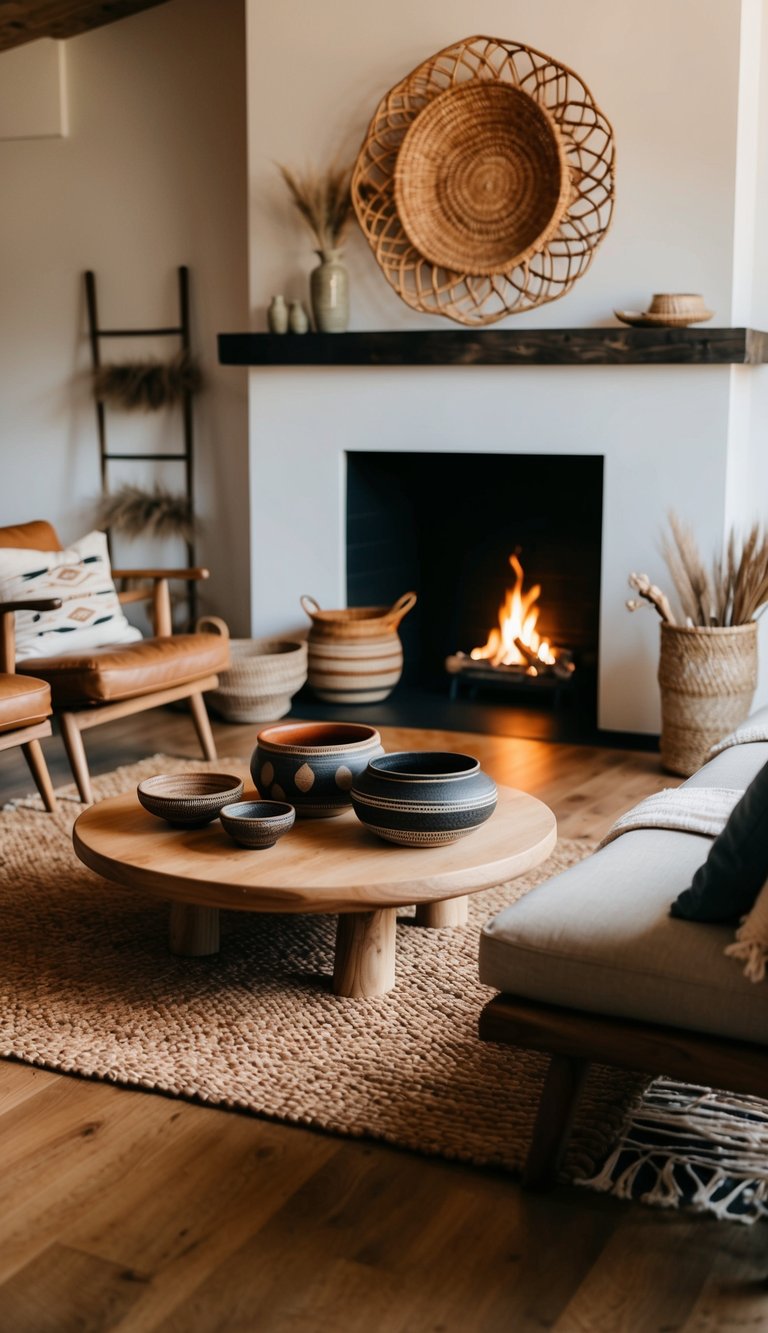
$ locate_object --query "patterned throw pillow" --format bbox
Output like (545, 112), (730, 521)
(0, 530), (143, 660)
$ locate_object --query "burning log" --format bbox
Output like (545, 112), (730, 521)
(445, 649), (575, 681)
(513, 636), (541, 669)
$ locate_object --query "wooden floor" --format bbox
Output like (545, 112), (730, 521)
(0, 710), (766, 1333)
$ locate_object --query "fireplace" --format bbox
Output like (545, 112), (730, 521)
(345, 451), (603, 732)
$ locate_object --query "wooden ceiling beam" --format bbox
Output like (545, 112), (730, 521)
(0, 1), (172, 51)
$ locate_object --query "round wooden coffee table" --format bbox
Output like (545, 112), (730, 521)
(73, 764), (555, 998)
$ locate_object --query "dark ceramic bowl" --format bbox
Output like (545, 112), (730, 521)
(350, 751), (497, 847)
(137, 773), (244, 827)
(219, 799), (296, 849)
(252, 721), (383, 818)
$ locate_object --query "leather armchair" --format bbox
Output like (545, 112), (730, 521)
(0, 521), (230, 804)
(0, 596), (60, 811)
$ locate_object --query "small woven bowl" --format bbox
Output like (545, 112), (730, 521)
(137, 773), (244, 827)
(219, 799), (296, 849)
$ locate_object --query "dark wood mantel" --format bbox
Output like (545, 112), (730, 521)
(218, 327), (768, 368)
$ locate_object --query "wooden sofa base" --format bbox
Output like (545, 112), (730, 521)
(479, 994), (768, 1190)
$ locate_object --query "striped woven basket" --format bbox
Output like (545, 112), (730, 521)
(307, 634), (404, 704)
(658, 622), (758, 776)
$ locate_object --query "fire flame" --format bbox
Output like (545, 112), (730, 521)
(470, 553), (556, 671)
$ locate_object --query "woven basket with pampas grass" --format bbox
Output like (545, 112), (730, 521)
(626, 514), (767, 775)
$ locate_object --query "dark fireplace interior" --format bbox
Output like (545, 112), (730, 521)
(291, 451), (609, 742)
(343, 451), (603, 736)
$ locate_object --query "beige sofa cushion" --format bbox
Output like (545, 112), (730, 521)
(478, 739), (768, 1046)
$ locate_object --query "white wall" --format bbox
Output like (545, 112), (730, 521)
(0, 0), (251, 632)
(245, 0), (768, 733)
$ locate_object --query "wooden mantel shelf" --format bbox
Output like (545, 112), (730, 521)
(218, 328), (768, 368)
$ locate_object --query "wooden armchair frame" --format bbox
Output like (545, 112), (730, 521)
(1, 569), (222, 805)
(0, 597), (61, 811)
(479, 993), (768, 1190)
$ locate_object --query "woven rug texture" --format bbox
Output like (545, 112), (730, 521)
(0, 756), (642, 1182)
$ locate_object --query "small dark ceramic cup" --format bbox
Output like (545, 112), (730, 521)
(219, 799), (296, 849)
(252, 721), (383, 818)
(350, 751), (497, 847)
(137, 773), (244, 827)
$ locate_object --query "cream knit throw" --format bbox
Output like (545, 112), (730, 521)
(599, 786), (743, 847)
(710, 723), (768, 756)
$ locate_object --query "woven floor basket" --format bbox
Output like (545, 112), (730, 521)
(206, 637), (308, 724)
(658, 622), (758, 776)
(300, 593), (417, 641)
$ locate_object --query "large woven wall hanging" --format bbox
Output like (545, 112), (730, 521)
(351, 35), (615, 326)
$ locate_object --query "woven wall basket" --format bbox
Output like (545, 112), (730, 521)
(351, 35), (615, 326)
(658, 622), (758, 777)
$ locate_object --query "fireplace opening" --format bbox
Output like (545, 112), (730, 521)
(345, 451), (603, 733)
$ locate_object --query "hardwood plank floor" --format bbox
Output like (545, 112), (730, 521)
(0, 707), (765, 1332)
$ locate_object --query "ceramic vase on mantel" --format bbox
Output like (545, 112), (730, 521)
(310, 249), (349, 332)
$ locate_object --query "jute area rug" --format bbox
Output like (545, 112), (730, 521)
(1, 756), (640, 1183)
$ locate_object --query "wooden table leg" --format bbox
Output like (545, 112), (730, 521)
(169, 903), (220, 957)
(414, 895), (468, 928)
(333, 909), (396, 998)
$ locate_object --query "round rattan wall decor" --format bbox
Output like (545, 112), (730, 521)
(351, 35), (615, 326)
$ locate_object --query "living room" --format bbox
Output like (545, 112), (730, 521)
(1, 0), (768, 1328)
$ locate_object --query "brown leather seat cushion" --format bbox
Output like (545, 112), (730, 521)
(0, 673), (52, 733)
(17, 635), (230, 708)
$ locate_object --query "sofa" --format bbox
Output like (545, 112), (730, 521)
(477, 708), (768, 1187)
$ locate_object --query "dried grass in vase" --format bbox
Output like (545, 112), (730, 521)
(96, 485), (194, 543)
(626, 513), (768, 627)
(276, 162), (353, 254)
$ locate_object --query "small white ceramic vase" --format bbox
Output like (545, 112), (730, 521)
(267, 295), (288, 334)
(288, 301), (309, 334)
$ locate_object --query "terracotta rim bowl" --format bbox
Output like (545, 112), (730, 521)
(252, 722), (384, 819)
(256, 722), (380, 755)
(219, 799), (296, 849)
(137, 773), (244, 827)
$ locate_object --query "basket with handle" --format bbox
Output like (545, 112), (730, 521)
(197, 616), (308, 723)
(301, 592), (417, 702)
(300, 592), (417, 641)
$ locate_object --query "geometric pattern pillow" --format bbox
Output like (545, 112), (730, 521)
(0, 529), (142, 660)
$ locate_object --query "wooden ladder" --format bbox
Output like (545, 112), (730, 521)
(84, 266), (198, 624)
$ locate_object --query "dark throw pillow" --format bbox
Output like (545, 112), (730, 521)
(671, 758), (768, 922)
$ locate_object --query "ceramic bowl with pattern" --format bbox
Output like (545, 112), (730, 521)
(137, 773), (245, 827)
(251, 722), (383, 818)
(350, 751), (497, 847)
(219, 799), (296, 849)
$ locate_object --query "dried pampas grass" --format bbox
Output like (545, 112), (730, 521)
(276, 161), (353, 252)
(96, 486), (194, 543)
(93, 351), (202, 411)
(626, 512), (768, 627)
